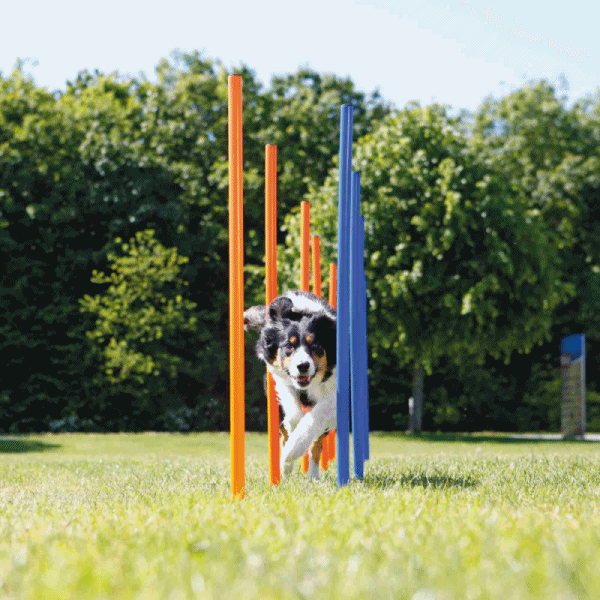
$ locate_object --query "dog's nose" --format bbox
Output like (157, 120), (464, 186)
(297, 362), (310, 374)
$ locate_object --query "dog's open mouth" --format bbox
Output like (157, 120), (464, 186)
(294, 375), (311, 387)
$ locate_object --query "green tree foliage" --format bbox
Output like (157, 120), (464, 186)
(0, 67), (86, 427)
(282, 104), (567, 420)
(473, 82), (600, 336)
(81, 230), (197, 379)
(473, 82), (600, 421)
(0, 65), (189, 430)
(0, 55), (389, 431)
(3, 53), (600, 432)
(79, 230), (198, 428)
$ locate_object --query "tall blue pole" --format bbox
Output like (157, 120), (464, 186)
(359, 214), (370, 461)
(350, 171), (364, 479)
(336, 104), (353, 487)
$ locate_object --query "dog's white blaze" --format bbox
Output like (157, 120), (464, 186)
(289, 347), (315, 378)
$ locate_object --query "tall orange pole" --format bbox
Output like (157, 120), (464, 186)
(327, 263), (337, 462)
(301, 202), (310, 292)
(228, 75), (245, 499)
(311, 236), (330, 470)
(301, 201), (310, 474)
(265, 145), (280, 485)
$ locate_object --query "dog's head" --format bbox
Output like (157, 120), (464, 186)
(256, 295), (336, 390)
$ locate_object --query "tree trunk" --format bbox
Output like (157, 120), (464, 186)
(408, 364), (424, 434)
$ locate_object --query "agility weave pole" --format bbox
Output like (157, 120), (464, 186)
(312, 235), (331, 470)
(265, 144), (280, 485)
(326, 264), (337, 465)
(300, 208), (336, 473)
(336, 104), (370, 485)
(228, 75), (245, 499)
(301, 202), (311, 474)
(350, 172), (370, 477)
(336, 105), (353, 487)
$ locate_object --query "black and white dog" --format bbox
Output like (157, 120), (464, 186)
(244, 290), (336, 479)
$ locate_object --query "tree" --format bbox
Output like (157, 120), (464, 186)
(0, 66), (189, 430)
(281, 103), (568, 429)
(473, 82), (600, 339)
(0, 66), (85, 428)
(473, 82), (600, 424)
(79, 230), (199, 429)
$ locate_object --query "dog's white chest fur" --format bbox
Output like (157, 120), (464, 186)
(270, 366), (337, 429)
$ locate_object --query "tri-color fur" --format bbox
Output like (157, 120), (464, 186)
(244, 290), (336, 479)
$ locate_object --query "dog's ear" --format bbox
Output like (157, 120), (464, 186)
(312, 314), (336, 336)
(312, 314), (337, 360)
(258, 325), (281, 363)
(268, 296), (294, 322)
(244, 305), (266, 332)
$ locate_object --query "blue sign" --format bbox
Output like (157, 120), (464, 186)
(560, 334), (585, 362)
(561, 334), (585, 439)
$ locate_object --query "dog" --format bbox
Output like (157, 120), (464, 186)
(244, 290), (336, 479)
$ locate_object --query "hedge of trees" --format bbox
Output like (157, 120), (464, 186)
(1, 52), (599, 432)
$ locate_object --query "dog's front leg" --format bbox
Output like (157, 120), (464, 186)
(280, 410), (303, 478)
(281, 410), (328, 480)
(307, 433), (328, 479)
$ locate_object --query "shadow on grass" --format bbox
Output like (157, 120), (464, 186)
(373, 432), (598, 444)
(0, 437), (61, 453)
(363, 470), (479, 490)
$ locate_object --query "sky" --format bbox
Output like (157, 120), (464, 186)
(1, 0), (599, 112)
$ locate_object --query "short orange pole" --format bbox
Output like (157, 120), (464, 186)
(228, 75), (245, 499)
(327, 263), (337, 462)
(312, 235), (322, 298)
(328, 263), (337, 310)
(301, 201), (310, 474)
(265, 145), (280, 485)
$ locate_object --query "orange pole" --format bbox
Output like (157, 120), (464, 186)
(301, 202), (310, 292)
(327, 263), (337, 462)
(312, 236), (322, 298)
(328, 263), (337, 310)
(301, 201), (310, 474)
(265, 145), (280, 485)
(228, 75), (245, 499)
(311, 236), (330, 470)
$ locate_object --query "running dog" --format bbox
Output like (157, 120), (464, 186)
(244, 290), (336, 479)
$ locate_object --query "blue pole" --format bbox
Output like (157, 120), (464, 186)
(360, 213), (370, 461)
(336, 104), (353, 487)
(350, 171), (364, 479)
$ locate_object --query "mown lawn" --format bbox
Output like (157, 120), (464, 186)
(1, 432), (600, 599)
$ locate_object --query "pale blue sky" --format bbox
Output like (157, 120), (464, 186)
(2, 0), (598, 112)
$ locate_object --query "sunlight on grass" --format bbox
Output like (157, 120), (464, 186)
(1, 433), (600, 599)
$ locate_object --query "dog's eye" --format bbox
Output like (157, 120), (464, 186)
(284, 342), (294, 351)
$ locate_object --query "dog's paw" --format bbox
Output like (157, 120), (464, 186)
(307, 461), (320, 480)
(281, 459), (294, 478)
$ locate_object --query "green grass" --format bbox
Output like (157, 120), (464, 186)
(2, 433), (600, 599)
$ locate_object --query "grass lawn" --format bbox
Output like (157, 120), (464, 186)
(1, 432), (600, 599)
